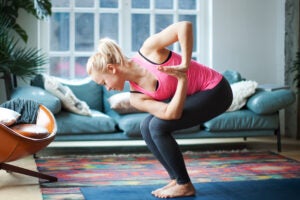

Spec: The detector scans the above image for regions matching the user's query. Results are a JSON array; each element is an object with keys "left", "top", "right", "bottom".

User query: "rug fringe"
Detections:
[{"left": 36, "top": 149, "right": 255, "bottom": 159}]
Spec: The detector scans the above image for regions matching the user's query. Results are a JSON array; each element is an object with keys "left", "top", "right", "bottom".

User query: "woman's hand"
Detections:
[{"left": 157, "top": 65, "right": 187, "bottom": 80}]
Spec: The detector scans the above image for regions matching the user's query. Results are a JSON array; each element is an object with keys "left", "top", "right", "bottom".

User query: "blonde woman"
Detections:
[{"left": 87, "top": 21, "right": 233, "bottom": 198}]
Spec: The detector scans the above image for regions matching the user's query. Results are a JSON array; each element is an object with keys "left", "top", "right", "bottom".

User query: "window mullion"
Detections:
[
  {"left": 174, "top": 0, "right": 179, "bottom": 52},
  {"left": 70, "top": 1, "right": 76, "bottom": 79},
  {"left": 122, "top": 0, "right": 131, "bottom": 56},
  {"left": 95, "top": 0, "right": 100, "bottom": 50},
  {"left": 150, "top": 0, "right": 155, "bottom": 35}
]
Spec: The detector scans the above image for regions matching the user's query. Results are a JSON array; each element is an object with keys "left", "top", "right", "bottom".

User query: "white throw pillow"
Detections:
[
  {"left": 44, "top": 75, "right": 92, "bottom": 116},
  {"left": 108, "top": 92, "right": 141, "bottom": 114},
  {"left": 0, "top": 107, "right": 21, "bottom": 126},
  {"left": 227, "top": 80, "right": 258, "bottom": 112}
]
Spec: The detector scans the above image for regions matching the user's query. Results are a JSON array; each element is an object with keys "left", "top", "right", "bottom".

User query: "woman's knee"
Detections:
[
  {"left": 149, "top": 117, "right": 173, "bottom": 138},
  {"left": 140, "top": 115, "right": 153, "bottom": 137}
]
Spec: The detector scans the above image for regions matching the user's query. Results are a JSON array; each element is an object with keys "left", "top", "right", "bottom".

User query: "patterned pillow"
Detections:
[
  {"left": 43, "top": 75, "right": 92, "bottom": 116},
  {"left": 227, "top": 80, "right": 258, "bottom": 112},
  {"left": 108, "top": 92, "right": 141, "bottom": 114}
]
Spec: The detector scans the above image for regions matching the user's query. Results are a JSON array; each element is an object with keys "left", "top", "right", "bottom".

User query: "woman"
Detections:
[{"left": 87, "top": 21, "right": 233, "bottom": 198}]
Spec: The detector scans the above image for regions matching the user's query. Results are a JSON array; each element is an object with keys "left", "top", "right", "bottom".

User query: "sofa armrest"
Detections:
[
  {"left": 11, "top": 86, "right": 62, "bottom": 114},
  {"left": 246, "top": 89, "right": 295, "bottom": 114}
]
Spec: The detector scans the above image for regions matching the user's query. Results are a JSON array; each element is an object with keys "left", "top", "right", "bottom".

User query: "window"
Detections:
[{"left": 39, "top": 0, "right": 211, "bottom": 79}]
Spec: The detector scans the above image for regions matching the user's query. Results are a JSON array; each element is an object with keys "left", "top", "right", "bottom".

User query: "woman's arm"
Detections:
[
  {"left": 130, "top": 70, "right": 187, "bottom": 120},
  {"left": 140, "top": 21, "right": 193, "bottom": 71},
  {"left": 131, "top": 21, "right": 193, "bottom": 120}
]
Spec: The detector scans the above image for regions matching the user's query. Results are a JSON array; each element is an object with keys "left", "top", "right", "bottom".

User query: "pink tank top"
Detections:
[{"left": 130, "top": 51, "right": 223, "bottom": 101}]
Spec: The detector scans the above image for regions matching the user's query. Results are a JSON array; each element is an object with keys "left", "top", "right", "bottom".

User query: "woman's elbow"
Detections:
[
  {"left": 181, "top": 21, "right": 192, "bottom": 29},
  {"left": 165, "top": 111, "right": 183, "bottom": 120}
]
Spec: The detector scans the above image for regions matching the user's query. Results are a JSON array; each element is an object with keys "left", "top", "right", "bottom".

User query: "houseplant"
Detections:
[
  {"left": 291, "top": 51, "right": 300, "bottom": 91},
  {"left": 290, "top": 50, "right": 300, "bottom": 140},
  {"left": 0, "top": 0, "right": 52, "bottom": 99}
]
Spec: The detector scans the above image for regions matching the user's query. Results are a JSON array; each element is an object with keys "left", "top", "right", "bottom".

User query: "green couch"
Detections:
[{"left": 10, "top": 70, "right": 295, "bottom": 152}]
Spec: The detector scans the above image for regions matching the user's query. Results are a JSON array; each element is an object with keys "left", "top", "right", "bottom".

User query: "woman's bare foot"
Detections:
[
  {"left": 154, "top": 182, "right": 196, "bottom": 198},
  {"left": 152, "top": 180, "right": 176, "bottom": 196}
]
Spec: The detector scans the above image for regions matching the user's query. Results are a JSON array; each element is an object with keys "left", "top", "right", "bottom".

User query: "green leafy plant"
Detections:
[
  {"left": 0, "top": 17, "right": 47, "bottom": 77},
  {"left": 0, "top": 0, "right": 52, "bottom": 98},
  {"left": 0, "top": 0, "right": 52, "bottom": 42}
]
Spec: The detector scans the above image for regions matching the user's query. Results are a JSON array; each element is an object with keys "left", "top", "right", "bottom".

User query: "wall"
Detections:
[{"left": 212, "top": 0, "right": 285, "bottom": 84}]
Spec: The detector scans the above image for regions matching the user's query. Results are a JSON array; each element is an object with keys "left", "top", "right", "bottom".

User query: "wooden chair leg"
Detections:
[{"left": 0, "top": 163, "right": 57, "bottom": 182}]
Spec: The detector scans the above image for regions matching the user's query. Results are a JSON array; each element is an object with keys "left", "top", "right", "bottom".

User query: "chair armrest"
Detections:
[
  {"left": 246, "top": 89, "right": 296, "bottom": 114},
  {"left": 11, "top": 86, "right": 62, "bottom": 114}
]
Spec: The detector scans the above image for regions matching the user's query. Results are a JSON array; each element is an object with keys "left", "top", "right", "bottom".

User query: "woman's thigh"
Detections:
[{"left": 152, "top": 78, "right": 233, "bottom": 132}]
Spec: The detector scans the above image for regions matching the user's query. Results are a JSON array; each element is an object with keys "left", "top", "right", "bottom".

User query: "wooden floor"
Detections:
[{"left": 0, "top": 136, "right": 299, "bottom": 200}]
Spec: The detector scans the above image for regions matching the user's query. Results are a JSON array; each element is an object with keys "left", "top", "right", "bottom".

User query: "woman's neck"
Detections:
[{"left": 127, "top": 60, "right": 158, "bottom": 92}]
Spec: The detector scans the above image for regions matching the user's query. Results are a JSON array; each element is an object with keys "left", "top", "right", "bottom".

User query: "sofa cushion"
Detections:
[
  {"left": 246, "top": 89, "right": 295, "bottom": 114},
  {"left": 203, "top": 110, "right": 279, "bottom": 131},
  {"left": 117, "top": 113, "right": 148, "bottom": 137},
  {"left": 55, "top": 110, "right": 117, "bottom": 135},
  {"left": 117, "top": 113, "right": 201, "bottom": 137},
  {"left": 11, "top": 86, "right": 62, "bottom": 114}
]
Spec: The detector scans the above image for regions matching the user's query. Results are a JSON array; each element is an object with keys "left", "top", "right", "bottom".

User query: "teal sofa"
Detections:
[{"left": 10, "top": 71, "right": 295, "bottom": 152}]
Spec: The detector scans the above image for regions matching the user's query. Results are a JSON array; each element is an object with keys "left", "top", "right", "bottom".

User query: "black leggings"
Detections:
[{"left": 140, "top": 77, "right": 233, "bottom": 184}]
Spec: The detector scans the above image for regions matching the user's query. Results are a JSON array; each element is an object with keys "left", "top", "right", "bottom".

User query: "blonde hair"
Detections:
[{"left": 86, "top": 38, "right": 127, "bottom": 75}]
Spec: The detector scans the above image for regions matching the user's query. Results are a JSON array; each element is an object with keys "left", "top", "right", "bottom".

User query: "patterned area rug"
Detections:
[{"left": 35, "top": 151, "right": 300, "bottom": 200}]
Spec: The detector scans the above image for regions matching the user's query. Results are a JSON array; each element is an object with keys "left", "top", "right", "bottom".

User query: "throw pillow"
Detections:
[
  {"left": 108, "top": 92, "right": 141, "bottom": 114},
  {"left": 0, "top": 107, "right": 21, "bottom": 126},
  {"left": 227, "top": 80, "right": 258, "bottom": 112},
  {"left": 43, "top": 75, "right": 92, "bottom": 116}
]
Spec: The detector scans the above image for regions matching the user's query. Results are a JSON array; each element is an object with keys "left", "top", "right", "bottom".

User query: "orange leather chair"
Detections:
[{"left": 0, "top": 105, "right": 57, "bottom": 182}]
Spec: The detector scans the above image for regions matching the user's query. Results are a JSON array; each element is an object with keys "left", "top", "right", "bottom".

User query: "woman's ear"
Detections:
[{"left": 107, "top": 64, "right": 117, "bottom": 74}]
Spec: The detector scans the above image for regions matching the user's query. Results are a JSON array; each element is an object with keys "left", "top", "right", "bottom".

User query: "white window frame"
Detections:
[{"left": 38, "top": 0, "right": 212, "bottom": 79}]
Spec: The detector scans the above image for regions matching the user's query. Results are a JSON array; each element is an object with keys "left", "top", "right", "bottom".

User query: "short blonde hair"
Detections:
[{"left": 86, "top": 38, "right": 127, "bottom": 75}]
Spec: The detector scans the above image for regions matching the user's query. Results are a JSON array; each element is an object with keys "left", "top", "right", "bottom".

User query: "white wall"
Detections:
[{"left": 212, "top": 0, "right": 285, "bottom": 84}]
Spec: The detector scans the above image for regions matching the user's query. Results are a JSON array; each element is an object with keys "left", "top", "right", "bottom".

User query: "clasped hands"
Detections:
[{"left": 157, "top": 64, "right": 188, "bottom": 80}]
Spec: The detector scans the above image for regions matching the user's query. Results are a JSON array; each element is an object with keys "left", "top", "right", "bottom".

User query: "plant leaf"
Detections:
[
  {"left": 0, "top": 30, "right": 47, "bottom": 78},
  {"left": 12, "top": 24, "right": 28, "bottom": 43}
]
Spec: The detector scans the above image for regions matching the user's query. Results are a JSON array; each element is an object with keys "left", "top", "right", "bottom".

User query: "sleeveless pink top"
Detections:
[{"left": 130, "top": 51, "right": 223, "bottom": 101}]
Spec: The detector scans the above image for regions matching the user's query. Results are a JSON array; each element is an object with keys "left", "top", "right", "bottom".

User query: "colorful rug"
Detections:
[
  {"left": 80, "top": 179, "right": 300, "bottom": 200},
  {"left": 35, "top": 151, "right": 300, "bottom": 200}
]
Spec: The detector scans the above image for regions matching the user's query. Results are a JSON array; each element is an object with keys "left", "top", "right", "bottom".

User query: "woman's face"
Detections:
[{"left": 91, "top": 65, "right": 125, "bottom": 91}]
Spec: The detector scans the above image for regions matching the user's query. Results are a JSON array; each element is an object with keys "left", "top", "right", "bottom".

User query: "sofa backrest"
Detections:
[
  {"left": 31, "top": 74, "right": 104, "bottom": 112},
  {"left": 222, "top": 70, "right": 243, "bottom": 84},
  {"left": 63, "top": 79, "right": 103, "bottom": 111},
  {"left": 29, "top": 70, "right": 243, "bottom": 114}
]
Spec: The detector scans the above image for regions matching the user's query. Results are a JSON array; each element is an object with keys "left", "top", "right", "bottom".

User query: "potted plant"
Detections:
[
  {"left": 0, "top": 0, "right": 52, "bottom": 99},
  {"left": 290, "top": 50, "right": 300, "bottom": 140},
  {"left": 291, "top": 51, "right": 300, "bottom": 91}
]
